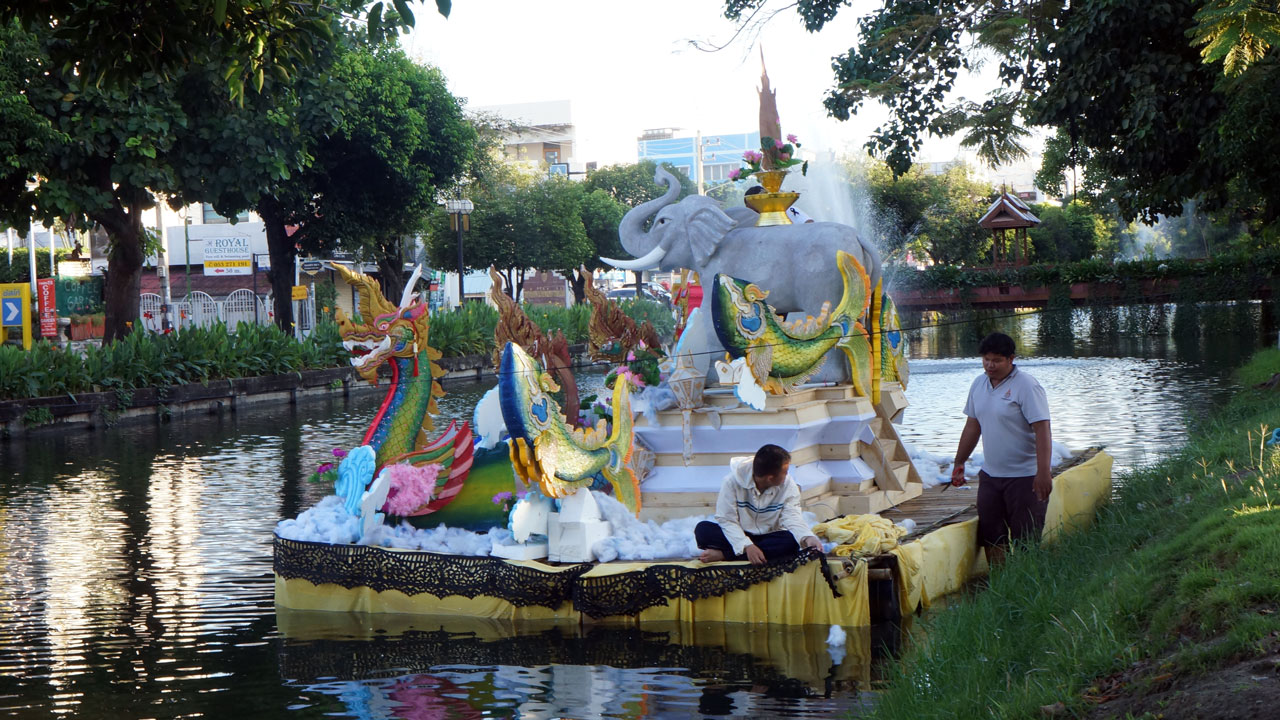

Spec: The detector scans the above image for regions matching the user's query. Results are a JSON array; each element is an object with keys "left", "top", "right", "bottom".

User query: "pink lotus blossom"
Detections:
[
  {"left": 787, "top": 134, "right": 798, "bottom": 144},
  {"left": 729, "top": 168, "right": 741, "bottom": 180},
  {"left": 778, "top": 152, "right": 791, "bottom": 161},
  {"left": 774, "top": 139, "right": 785, "bottom": 150},
  {"left": 617, "top": 367, "right": 647, "bottom": 388},
  {"left": 331, "top": 448, "right": 347, "bottom": 458},
  {"left": 743, "top": 150, "right": 763, "bottom": 163},
  {"left": 492, "top": 491, "right": 513, "bottom": 506},
  {"left": 381, "top": 462, "right": 442, "bottom": 516},
  {"left": 316, "top": 463, "right": 333, "bottom": 474}
]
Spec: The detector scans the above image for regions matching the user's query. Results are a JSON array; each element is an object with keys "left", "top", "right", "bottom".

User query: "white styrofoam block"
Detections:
[
  {"left": 547, "top": 510, "right": 613, "bottom": 563},
  {"left": 551, "top": 520, "right": 613, "bottom": 563},
  {"left": 558, "top": 488, "right": 602, "bottom": 524},
  {"left": 359, "top": 471, "right": 392, "bottom": 540},
  {"left": 509, "top": 490, "right": 552, "bottom": 543},
  {"left": 490, "top": 540, "right": 549, "bottom": 560}
]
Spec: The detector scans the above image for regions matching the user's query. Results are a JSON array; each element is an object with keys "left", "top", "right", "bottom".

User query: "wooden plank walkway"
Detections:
[{"left": 880, "top": 447, "right": 1102, "bottom": 540}]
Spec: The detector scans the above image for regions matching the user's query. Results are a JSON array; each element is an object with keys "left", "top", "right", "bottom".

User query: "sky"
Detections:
[{"left": 402, "top": 0, "right": 1011, "bottom": 168}]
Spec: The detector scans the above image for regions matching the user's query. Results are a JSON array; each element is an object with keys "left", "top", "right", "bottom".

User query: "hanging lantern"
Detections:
[{"left": 666, "top": 351, "right": 706, "bottom": 465}]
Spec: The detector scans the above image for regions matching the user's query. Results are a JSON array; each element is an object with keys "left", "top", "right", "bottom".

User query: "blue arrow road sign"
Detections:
[{"left": 1, "top": 297, "right": 22, "bottom": 326}]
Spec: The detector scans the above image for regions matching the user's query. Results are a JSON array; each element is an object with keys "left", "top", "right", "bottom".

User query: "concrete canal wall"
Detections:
[{"left": 0, "top": 345, "right": 604, "bottom": 437}]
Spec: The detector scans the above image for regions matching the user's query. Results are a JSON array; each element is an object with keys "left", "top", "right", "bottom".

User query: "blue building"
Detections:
[{"left": 635, "top": 129, "right": 761, "bottom": 189}]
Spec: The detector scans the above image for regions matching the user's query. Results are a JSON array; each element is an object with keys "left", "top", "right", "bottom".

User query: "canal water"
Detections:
[{"left": 0, "top": 302, "right": 1272, "bottom": 719}]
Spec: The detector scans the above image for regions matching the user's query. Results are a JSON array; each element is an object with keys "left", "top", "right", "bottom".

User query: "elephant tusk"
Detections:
[{"left": 601, "top": 246, "right": 667, "bottom": 271}]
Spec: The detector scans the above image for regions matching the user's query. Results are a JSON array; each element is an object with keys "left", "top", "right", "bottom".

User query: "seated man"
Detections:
[{"left": 695, "top": 444, "right": 824, "bottom": 565}]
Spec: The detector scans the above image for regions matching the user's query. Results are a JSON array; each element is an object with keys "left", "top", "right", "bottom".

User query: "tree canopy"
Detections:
[
  {"left": 0, "top": 20, "right": 195, "bottom": 341},
  {"left": 859, "top": 158, "right": 996, "bottom": 266},
  {"left": 0, "top": 1, "right": 452, "bottom": 102},
  {"left": 426, "top": 169, "right": 595, "bottom": 301},
  {"left": 727, "top": 0, "right": 1280, "bottom": 230},
  {"left": 582, "top": 160, "right": 696, "bottom": 209},
  {"left": 289, "top": 44, "right": 476, "bottom": 303}
]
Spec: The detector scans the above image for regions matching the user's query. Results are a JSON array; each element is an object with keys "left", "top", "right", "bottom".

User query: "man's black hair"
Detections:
[
  {"left": 744, "top": 185, "right": 765, "bottom": 204},
  {"left": 978, "top": 332, "right": 1017, "bottom": 357},
  {"left": 753, "top": 444, "right": 791, "bottom": 478}
]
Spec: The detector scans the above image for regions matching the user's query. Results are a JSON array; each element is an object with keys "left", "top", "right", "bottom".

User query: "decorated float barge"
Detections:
[
  {"left": 274, "top": 72, "right": 1112, "bottom": 627},
  {"left": 273, "top": 248, "right": 1111, "bottom": 628}
]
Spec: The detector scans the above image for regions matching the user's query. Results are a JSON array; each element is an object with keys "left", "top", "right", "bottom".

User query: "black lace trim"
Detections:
[
  {"left": 571, "top": 549, "right": 842, "bottom": 619},
  {"left": 274, "top": 537, "right": 842, "bottom": 618},
  {"left": 273, "top": 536, "right": 591, "bottom": 609}
]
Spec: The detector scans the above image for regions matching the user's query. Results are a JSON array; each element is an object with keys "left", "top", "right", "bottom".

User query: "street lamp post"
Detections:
[{"left": 443, "top": 197, "right": 473, "bottom": 307}]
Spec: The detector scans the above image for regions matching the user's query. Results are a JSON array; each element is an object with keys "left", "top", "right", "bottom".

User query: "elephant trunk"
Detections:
[{"left": 617, "top": 165, "right": 681, "bottom": 259}]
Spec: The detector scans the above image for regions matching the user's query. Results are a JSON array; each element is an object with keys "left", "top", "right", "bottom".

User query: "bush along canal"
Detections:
[{"left": 871, "top": 348, "right": 1280, "bottom": 720}]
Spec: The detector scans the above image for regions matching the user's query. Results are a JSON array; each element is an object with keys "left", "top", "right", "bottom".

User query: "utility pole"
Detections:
[
  {"left": 694, "top": 132, "right": 721, "bottom": 196},
  {"left": 27, "top": 227, "right": 37, "bottom": 298},
  {"left": 695, "top": 130, "right": 703, "bottom": 196},
  {"left": 183, "top": 210, "right": 192, "bottom": 301},
  {"left": 157, "top": 206, "right": 171, "bottom": 305}
]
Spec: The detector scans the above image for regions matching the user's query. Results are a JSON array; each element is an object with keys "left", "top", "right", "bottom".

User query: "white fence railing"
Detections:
[{"left": 139, "top": 291, "right": 315, "bottom": 338}]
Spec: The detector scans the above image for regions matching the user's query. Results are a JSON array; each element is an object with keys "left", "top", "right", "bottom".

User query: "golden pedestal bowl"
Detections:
[{"left": 745, "top": 191, "right": 800, "bottom": 227}]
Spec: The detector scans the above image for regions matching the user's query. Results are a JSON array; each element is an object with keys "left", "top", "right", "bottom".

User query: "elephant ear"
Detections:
[{"left": 687, "top": 201, "right": 736, "bottom": 266}]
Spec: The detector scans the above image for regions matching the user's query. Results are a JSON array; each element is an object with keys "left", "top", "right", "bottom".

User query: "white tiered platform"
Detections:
[{"left": 634, "top": 382, "right": 922, "bottom": 523}]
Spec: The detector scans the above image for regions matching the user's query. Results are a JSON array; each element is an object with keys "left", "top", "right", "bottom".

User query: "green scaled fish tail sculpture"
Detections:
[
  {"left": 711, "top": 249, "right": 875, "bottom": 396},
  {"left": 499, "top": 342, "right": 641, "bottom": 515}
]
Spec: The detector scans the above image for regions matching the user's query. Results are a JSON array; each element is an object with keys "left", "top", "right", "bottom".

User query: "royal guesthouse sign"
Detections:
[{"left": 202, "top": 235, "right": 252, "bottom": 276}]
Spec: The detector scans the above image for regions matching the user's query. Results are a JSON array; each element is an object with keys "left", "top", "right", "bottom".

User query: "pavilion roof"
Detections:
[{"left": 979, "top": 192, "right": 1041, "bottom": 230}]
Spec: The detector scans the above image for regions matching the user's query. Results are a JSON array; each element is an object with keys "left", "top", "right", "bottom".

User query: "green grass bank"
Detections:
[{"left": 872, "top": 348, "right": 1280, "bottom": 719}]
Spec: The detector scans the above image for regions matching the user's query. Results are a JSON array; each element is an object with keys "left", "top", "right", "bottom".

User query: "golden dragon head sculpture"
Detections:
[{"left": 330, "top": 262, "right": 443, "bottom": 391}]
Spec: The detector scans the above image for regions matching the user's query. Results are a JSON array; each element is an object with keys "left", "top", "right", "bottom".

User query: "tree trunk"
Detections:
[
  {"left": 94, "top": 204, "right": 145, "bottom": 344},
  {"left": 516, "top": 268, "right": 526, "bottom": 302},
  {"left": 376, "top": 249, "right": 405, "bottom": 305},
  {"left": 502, "top": 268, "right": 515, "bottom": 300},
  {"left": 569, "top": 268, "right": 587, "bottom": 304},
  {"left": 258, "top": 197, "right": 295, "bottom": 332},
  {"left": 632, "top": 270, "right": 643, "bottom": 292}
]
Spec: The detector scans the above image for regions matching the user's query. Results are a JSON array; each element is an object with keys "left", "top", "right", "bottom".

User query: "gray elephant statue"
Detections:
[{"left": 602, "top": 165, "right": 884, "bottom": 384}]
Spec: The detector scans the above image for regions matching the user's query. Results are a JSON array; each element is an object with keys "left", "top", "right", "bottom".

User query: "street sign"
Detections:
[
  {"left": 0, "top": 283, "right": 32, "bottom": 350},
  {"left": 37, "top": 278, "right": 57, "bottom": 337},
  {"left": 202, "top": 236, "right": 252, "bottom": 276},
  {"left": 291, "top": 285, "right": 308, "bottom": 300},
  {"left": 522, "top": 270, "right": 568, "bottom": 307},
  {"left": 301, "top": 259, "right": 323, "bottom": 274},
  {"left": 1, "top": 297, "right": 20, "bottom": 324}
]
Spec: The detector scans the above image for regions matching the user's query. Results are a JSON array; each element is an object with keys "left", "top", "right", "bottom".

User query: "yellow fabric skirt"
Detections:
[{"left": 277, "top": 557, "right": 869, "bottom": 626}]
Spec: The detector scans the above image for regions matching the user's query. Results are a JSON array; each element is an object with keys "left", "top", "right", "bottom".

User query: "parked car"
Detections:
[
  {"left": 605, "top": 287, "right": 662, "bottom": 303},
  {"left": 645, "top": 283, "right": 673, "bottom": 304}
]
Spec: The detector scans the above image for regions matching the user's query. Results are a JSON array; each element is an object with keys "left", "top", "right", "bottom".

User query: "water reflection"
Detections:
[{"left": 276, "top": 612, "right": 881, "bottom": 719}]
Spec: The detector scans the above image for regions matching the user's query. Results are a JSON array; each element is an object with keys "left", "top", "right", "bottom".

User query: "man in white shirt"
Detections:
[
  {"left": 950, "top": 332, "right": 1053, "bottom": 565},
  {"left": 695, "top": 444, "right": 824, "bottom": 565}
]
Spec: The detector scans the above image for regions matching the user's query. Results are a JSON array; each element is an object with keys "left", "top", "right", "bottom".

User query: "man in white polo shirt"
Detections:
[{"left": 950, "top": 332, "right": 1053, "bottom": 565}]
